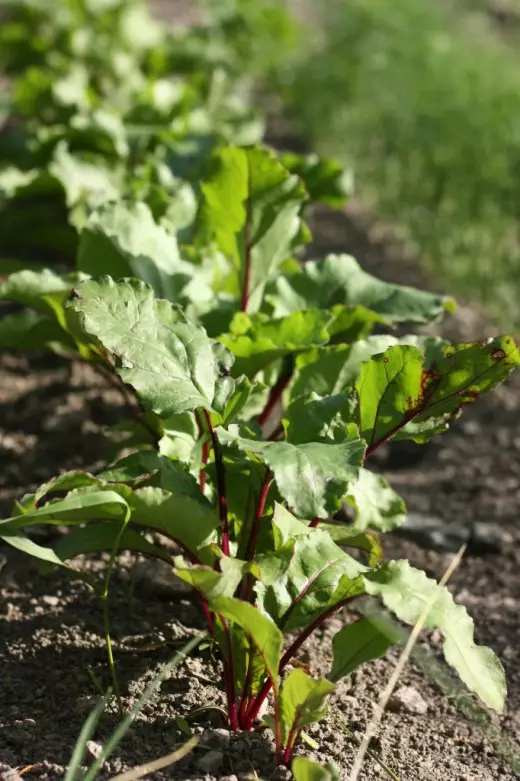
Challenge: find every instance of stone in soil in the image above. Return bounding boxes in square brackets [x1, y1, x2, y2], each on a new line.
[388, 685, 429, 715]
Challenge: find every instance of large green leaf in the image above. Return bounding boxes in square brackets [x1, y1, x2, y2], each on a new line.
[50, 523, 172, 564]
[283, 392, 353, 445]
[273, 253, 454, 324]
[255, 505, 366, 631]
[220, 309, 331, 378]
[77, 201, 195, 301]
[0, 490, 130, 533]
[0, 310, 72, 351]
[175, 558, 259, 600]
[0, 532, 95, 585]
[290, 336, 398, 401]
[195, 145, 307, 312]
[99, 452, 200, 497]
[127, 486, 218, 561]
[279, 151, 351, 208]
[328, 616, 401, 682]
[0, 268, 86, 321]
[364, 560, 506, 712]
[357, 337, 520, 450]
[218, 427, 366, 519]
[209, 596, 283, 689]
[279, 669, 335, 745]
[69, 277, 220, 416]
[344, 468, 407, 533]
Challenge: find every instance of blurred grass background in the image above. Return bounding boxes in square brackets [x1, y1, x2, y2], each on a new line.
[275, 0, 520, 329]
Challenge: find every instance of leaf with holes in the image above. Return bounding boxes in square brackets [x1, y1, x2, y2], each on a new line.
[357, 337, 520, 452]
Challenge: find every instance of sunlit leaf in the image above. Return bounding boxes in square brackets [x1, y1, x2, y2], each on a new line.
[364, 560, 506, 712]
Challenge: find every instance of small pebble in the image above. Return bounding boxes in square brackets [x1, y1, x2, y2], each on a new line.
[271, 767, 292, 781]
[86, 741, 103, 761]
[388, 685, 428, 715]
[196, 750, 224, 774]
[199, 728, 231, 749]
[42, 595, 59, 607]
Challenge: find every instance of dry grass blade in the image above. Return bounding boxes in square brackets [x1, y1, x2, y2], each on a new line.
[107, 736, 199, 781]
[349, 544, 467, 781]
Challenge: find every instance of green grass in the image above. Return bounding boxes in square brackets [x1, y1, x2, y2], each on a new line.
[282, 0, 520, 328]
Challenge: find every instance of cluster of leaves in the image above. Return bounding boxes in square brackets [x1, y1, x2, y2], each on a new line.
[0, 1, 519, 777]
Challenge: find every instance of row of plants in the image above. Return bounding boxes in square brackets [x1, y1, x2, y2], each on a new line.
[280, 0, 520, 328]
[0, 0, 518, 777]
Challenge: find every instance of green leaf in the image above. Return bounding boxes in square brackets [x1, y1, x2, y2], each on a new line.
[209, 596, 283, 689]
[329, 616, 402, 682]
[175, 557, 259, 599]
[127, 486, 218, 562]
[0, 268, 86, 321]
[195, 145, 307, 312]
[283, 392, 353, 445]
[0, 532, 80, 570]
[357, 337, 520, 450]
[344, 469, 407, 533]
[211, 375, 256, 426]
[99, 452, 200, 497]
[292, 757, 341, 781]
[364, 560, 507, 712]
[279, 669, 335, 745]
[319, 525, 383, 567]
[50, 523, 172, 564]
[273, 254, 454, 324]
[220, 309, 331, 378]
[0, 310, 72, 351]
[77, 201, 194, 301]
[279, 151, 351, 208]
[69, 277, 219, 416]
[0, 490, 130, 533]
[256, 505, 366, 631]
[291, 336, 398, 401]
[218, 428, 365, 519]
[48, 142, 123, 225]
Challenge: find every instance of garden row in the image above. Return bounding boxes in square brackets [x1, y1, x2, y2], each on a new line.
[0, 1, 519, 778]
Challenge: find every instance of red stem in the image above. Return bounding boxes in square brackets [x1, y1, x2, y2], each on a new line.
[202, 409, 230, 556]
[195, 592, 214, 634]
[240, 189, 253, 312]
[238, 470, 272, 602]
[244, 469, 272, 561]
[200, 441, 209, 492]
[258, 372, 293, 429]
[221, 616, 239, 730]
[243, 594, 358, 728]
[282, 723, 299, 766]
[238, 647, 255, 727]
[309, 517, 321, 528]
[268, 422, 284, 441]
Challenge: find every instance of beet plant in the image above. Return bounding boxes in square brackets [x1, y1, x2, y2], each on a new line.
[1, 144, 518, 774]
